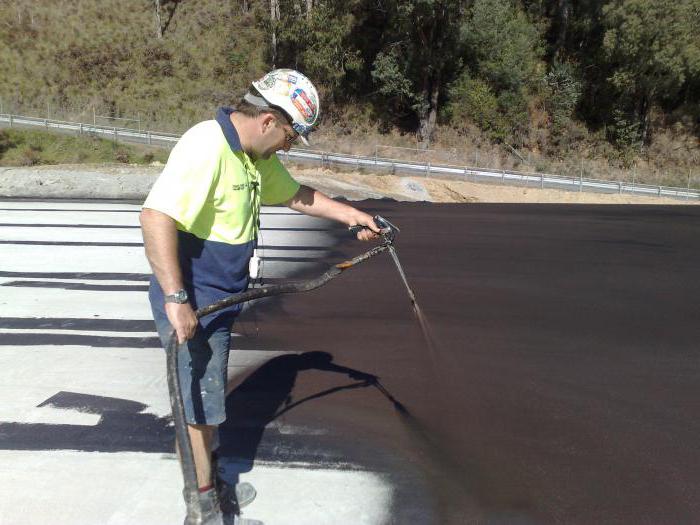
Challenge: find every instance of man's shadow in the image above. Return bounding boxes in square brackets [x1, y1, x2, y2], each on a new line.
[214, 351, 403, 484]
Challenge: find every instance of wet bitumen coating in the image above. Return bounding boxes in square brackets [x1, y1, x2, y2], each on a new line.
[2, 200, 700, 523]
[236, 202, 700, 523]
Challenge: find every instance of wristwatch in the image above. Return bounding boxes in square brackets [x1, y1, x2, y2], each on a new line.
[164, 289, 189, 304]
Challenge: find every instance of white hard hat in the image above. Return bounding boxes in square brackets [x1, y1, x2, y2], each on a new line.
[245, 69, 320, 145]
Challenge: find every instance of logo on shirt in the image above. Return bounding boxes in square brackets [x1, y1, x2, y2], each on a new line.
[232, 182, 259, 192]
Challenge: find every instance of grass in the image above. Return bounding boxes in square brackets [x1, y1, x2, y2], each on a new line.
[0, 128, 168, 167]
[0, 0, 267, 134]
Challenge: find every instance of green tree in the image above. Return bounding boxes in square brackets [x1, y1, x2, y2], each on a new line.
[463, 0, 544, 93]
[446, 73, 501, 136]
[370, 0, 467, 146]
[448, 0, 544, 145]
[522, 0, 611, 132]
[543, 61, 581, 135]
[602, 0, 700, 143]
[273, 0, 363, 106]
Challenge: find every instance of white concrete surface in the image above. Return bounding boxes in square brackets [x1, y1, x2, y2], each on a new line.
[0, 244, 150, 273]
[0, 208, 142, 226]
[0, 451, 393, 525]
[1, 287, 152, 319]
[0, 226, 143, 243]
[0, 200, 394, 525]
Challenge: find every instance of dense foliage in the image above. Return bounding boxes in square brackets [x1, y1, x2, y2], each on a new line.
[1, 0, 698, 164]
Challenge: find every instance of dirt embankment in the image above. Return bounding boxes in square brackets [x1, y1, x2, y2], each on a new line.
[291, 166, 696, 205]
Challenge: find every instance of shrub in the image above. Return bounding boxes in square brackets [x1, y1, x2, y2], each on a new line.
[448, 74, 499, 133]
[0, 130, 13, 157]
[544, 62, 582, 134]
[20, 146, 41, 166]
[609, 108, 642, 166]
[114, 148, 130, 163]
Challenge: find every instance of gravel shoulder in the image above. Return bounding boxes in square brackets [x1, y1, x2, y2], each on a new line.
[0, 162, 695, 205]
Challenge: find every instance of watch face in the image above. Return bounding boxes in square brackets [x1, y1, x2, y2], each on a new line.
[166, 289, 188, 303]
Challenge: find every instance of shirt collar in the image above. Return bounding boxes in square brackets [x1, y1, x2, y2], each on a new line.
[215, 107, 243, 152]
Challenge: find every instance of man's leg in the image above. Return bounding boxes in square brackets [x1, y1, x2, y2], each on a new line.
[178, 424, 217, 489]
[151, 302, 261, 524]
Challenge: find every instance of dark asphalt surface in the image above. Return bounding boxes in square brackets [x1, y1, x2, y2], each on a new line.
[232, 202, 700, 524]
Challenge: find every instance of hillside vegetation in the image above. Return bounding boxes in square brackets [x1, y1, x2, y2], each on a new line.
[0, 128, 168, 166]
[1, 1, 698, 186]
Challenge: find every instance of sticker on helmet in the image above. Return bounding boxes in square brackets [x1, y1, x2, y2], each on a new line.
[288, 74, 298, 83]
[291, 88, 317, 124]
[259, 74, 276, 90]
[273, 86, 287, 96]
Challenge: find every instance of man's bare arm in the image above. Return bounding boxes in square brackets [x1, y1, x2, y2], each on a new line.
[139, 208, 197, 343]
[140, 208, 185, 293]
[284, 185, 380, 241]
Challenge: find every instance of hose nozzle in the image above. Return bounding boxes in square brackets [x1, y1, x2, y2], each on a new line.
[374, 215, 399, 244]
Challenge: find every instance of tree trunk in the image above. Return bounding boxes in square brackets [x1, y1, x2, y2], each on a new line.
[418, 72, 441, 148]
[270, 0, 280, 68]
[639, 94, 651, 147]
[306, 0, 313, 19]
[554, 0, 570, 59]
[154, 0, 163, 39]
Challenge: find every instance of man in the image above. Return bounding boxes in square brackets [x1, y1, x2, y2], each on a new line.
[140, 69, 379, 525]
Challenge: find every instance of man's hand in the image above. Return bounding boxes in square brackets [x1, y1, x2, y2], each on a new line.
[165, 302, 198, 344]
[350, 212, 381, 241]
[141, 208, 197, 343]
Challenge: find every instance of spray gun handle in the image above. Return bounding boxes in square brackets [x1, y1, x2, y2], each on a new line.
[348, 215, 399, 239]
[348, 224, 367, 236]
[347, 223, 389, 238]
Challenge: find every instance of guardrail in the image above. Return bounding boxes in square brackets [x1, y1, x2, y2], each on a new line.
[0, 113, 180, 147]
[1, 112, 698, 201]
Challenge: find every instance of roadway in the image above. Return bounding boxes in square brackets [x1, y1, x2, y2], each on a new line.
[1, 199, 699, 524]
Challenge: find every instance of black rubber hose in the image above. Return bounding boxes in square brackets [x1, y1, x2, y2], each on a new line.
[165, 242, 390, 523]
[166, 331, 201, 521]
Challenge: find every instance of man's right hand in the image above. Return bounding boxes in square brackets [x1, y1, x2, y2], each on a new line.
[165, 302, 198, 344]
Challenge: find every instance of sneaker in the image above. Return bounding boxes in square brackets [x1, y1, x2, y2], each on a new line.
[218, 479, 257, 514]
[182, 487, 263, 525]
[183, 488, 224, 525]
[231, 516, 264, 525]
[211, 453, 257, 511]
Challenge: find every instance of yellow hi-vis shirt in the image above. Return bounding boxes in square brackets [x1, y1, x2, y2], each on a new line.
[143, 107, 300, 330]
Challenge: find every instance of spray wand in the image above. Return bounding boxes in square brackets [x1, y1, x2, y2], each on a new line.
[350, 215, 419, 306]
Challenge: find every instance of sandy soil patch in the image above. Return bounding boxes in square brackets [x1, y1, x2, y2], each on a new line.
[291, 166, 697, 205]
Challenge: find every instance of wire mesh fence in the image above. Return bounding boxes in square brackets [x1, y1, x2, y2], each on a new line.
[0, 95, 195, 134]
[373, 143, 698, 192]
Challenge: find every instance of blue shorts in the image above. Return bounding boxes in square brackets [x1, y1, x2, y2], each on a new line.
[153, 309, 231, 426]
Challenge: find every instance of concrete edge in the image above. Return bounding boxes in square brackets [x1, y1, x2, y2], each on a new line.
[0, 166, 409, 202]
[0, 168, 158, 200]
